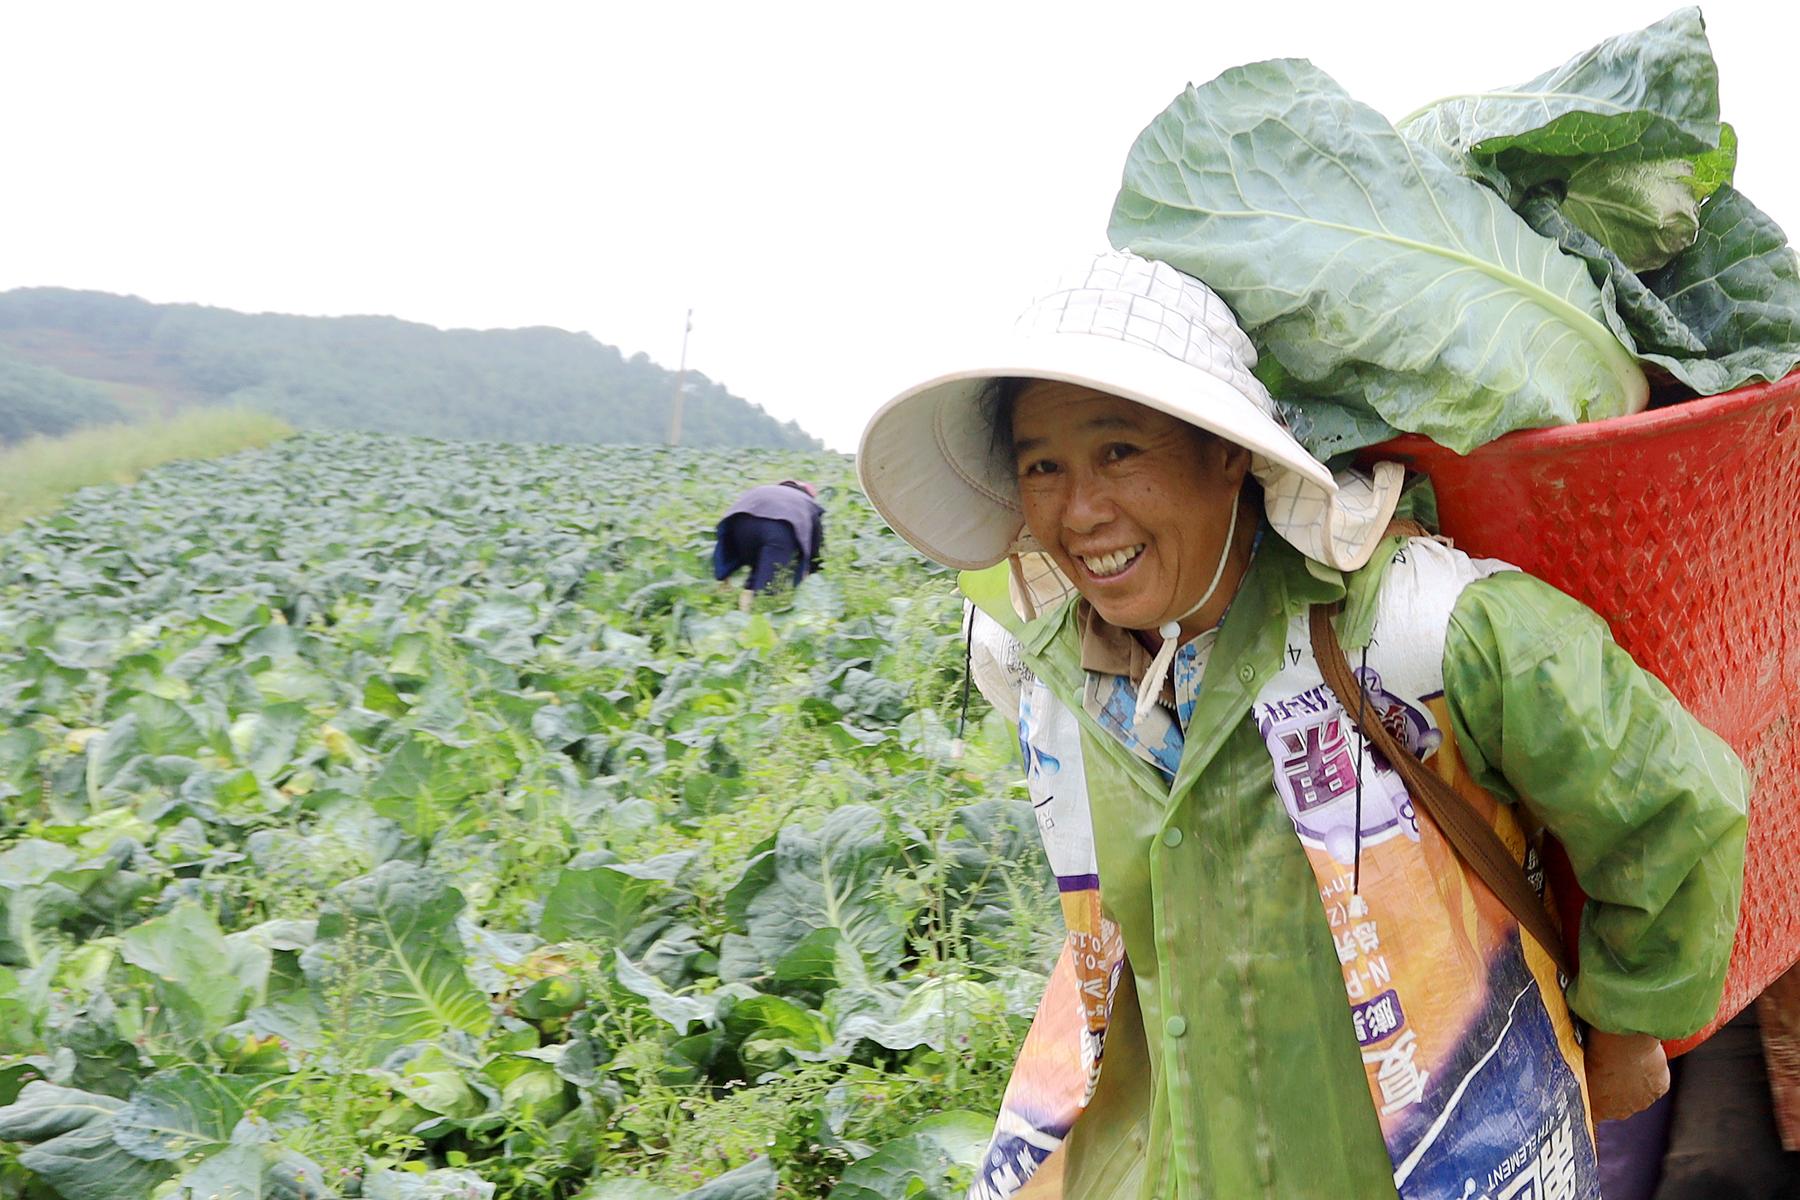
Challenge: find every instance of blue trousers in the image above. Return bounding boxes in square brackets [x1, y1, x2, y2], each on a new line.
[713, 514, 807, 592]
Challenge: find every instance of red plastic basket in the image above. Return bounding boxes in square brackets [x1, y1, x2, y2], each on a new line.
[1366, 370, 1800, 1052]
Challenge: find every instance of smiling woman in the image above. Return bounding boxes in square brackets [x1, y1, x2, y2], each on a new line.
[856, 250, 1749, 1200]
[1000, 381, 1251, 639]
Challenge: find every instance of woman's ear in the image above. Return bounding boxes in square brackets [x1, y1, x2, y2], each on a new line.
[1222, 441, 1251, 486]
[1198, 431, 1252, 487]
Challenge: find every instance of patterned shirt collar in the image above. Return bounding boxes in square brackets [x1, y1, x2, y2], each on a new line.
[1075, 529, 1266, 775]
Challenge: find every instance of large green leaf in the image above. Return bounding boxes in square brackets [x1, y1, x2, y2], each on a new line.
[0, 1081, 123, 1142]
[676, 1158, 776, 1200]
[1397, 11, 1738, 275]
[721, 841, 777, 928]
[238, 962, 326, 1055]
[741, 806, 904, 975]
[20, 1122, 172, 1200]
[1554, 126, 1736, 274]
[1519, 193, 1709, 357]
[0, 961, 49, 1051]
[1525, 185, 1800, 395]
[461, 594, 542, 665]
[366, 737, 488, 837]
[111, 1066, 256, 1161]
[807, 977, 1003, 1060]
[0, 881, 78, 968]
[118, 902, 269, 1043]
[362, 1166, 496, 1199]
[772, 927, 855, 991]
[373, 1041, 489, 1118]
[936, 801, 1058, 965]
[825, 1112, 992, 1200]
[1637, 187, 1800, 392]
[941, 800, 1041, 900]
[0, 728, 40, 800]
[0, 839, 77, 889]
[1399, 8, 1720, 193]
[230, 702, 308, 782]
[613, 951, 714, 1035]
[124, 693, 209, 758]
[1109, 58, 1647, 456]
[722, 992, 832, 1063]
[182, 1144, 341, 1200]
[1558, 157, 1706, 272]
[309, 862, 490, 1059]
[0, 1082, 171, 1200]
[538, 861, 687, 958]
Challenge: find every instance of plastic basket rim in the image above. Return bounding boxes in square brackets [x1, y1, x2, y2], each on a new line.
[1371, 368, 1800, 462]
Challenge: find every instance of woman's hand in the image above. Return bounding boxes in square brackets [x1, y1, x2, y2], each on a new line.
[1584, 1029, 1671, 1121]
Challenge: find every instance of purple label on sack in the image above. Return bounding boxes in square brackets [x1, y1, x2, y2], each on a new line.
[1351, 989, 1406, 1046]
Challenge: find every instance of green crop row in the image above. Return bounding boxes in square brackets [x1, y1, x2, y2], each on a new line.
[0, 434, 1052, 1200]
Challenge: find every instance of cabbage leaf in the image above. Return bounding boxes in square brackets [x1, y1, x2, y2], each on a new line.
[1399, 7, 1721, 202]
[1108, 59, 1647, 456]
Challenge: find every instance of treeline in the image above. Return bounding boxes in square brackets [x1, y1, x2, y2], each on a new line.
[0, 354, 123, 442]
[0, 289, 821, 450]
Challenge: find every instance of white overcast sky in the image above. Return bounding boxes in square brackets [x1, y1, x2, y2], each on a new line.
[1, 2, 1793, 452]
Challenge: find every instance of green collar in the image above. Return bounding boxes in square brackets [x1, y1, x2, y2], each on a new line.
[958, 528, 1409, 786]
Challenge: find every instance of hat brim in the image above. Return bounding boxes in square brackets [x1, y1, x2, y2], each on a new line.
[857, 332, 1338, 571]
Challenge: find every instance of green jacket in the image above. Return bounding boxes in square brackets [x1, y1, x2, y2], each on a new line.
[964, 531, 1747, 1200]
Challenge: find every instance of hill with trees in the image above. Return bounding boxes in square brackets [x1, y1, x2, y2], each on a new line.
[0, 288, 820, 449]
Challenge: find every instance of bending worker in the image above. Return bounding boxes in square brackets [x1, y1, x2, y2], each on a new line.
[855, 251, 1747, 1200]
[712, 479, 823, 611]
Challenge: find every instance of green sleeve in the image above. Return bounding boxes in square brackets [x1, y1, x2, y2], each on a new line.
[1442, 571, 1748, 1039]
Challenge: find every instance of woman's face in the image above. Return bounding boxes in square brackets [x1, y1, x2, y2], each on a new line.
[1011, 381, 1248, 632]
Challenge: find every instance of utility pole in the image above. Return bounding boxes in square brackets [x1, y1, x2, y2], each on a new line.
[669, 308, 693, 446]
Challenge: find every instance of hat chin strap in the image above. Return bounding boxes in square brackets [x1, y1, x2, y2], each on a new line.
[1131, 499, 1240, 732]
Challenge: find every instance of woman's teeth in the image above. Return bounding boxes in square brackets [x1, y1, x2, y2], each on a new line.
[1081, 545, 1145, 577]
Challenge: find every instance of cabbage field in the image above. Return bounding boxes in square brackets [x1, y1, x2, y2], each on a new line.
[0, 434, 1053, 1200]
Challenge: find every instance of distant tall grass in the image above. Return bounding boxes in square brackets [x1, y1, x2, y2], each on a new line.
[0, 408, 292, 529]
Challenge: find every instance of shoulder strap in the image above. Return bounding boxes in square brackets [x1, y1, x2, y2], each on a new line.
[1308, 603, 1573, 976]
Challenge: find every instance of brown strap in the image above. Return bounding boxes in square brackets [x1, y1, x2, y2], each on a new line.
[1308, 604, 1573, 976]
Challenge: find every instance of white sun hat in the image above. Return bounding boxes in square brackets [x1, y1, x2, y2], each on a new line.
[857, 250, 1403, 577]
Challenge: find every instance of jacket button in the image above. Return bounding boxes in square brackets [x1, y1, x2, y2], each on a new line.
[1166, 1015, 1188, 1039]
[1161, 827, 1184, 848]
[1238, 663, 1256, 684]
